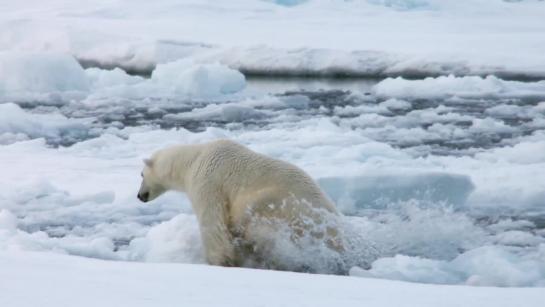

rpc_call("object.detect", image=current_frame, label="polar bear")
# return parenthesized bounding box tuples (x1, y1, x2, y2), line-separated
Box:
(137, 139, 345, 272)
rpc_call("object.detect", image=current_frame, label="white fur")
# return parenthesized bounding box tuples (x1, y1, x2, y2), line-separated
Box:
(138, 139, 344, 270)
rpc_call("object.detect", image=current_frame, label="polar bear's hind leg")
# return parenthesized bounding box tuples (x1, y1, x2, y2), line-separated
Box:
(190, 188, 238, 266)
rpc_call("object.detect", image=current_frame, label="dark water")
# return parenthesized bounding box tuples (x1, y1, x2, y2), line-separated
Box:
(17, 77, 545, 157)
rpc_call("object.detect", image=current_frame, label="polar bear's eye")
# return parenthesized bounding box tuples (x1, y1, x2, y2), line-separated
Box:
(141, 172, 143, 178)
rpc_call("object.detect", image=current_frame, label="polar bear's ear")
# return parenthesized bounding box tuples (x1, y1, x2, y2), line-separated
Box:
(143, 158, 154, 168)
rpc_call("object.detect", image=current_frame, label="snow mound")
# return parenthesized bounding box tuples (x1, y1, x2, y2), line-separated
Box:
(0, 52, 89, 103)
(152, 60, 246, 97)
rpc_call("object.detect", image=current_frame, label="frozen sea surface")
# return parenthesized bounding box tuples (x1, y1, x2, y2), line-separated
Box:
(1, 52, 545, 287)
(2, 0, 545, 78)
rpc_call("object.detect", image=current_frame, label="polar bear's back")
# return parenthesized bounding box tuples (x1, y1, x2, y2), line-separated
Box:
(195, 140, 336, 212)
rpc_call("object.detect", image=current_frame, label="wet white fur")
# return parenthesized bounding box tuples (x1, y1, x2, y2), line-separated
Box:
(139, 139, 343, 267)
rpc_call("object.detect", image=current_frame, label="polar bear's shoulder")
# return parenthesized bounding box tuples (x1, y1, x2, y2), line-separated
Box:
(154, 140, 238, 160)
(207, 139, 246, 150)
(202, 139, 239, 150)
(200, 139, 254, 159)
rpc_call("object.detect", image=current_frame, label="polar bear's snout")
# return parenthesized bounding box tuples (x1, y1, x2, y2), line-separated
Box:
(137, 190, 150, 202)
(137, 175, 151, 202)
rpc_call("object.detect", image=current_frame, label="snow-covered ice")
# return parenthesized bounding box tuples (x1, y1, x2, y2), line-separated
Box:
(2, 251, 544, 307)
(1, 0, 545, 78)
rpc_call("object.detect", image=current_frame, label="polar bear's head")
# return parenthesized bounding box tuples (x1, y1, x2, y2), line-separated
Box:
(137, 144, 200, 202)
(137, 158, 167, 202)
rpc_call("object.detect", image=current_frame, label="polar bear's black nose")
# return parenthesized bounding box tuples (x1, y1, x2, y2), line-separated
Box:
(138, 191, 149, 202)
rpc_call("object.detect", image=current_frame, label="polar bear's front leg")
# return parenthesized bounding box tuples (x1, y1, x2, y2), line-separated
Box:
(190, 190, 237, 267)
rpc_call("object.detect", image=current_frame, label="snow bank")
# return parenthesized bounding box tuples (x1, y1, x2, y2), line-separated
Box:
(374, 75, 545, 99)
(214, 47, 399, 78)
(3, 0, 545, 78)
